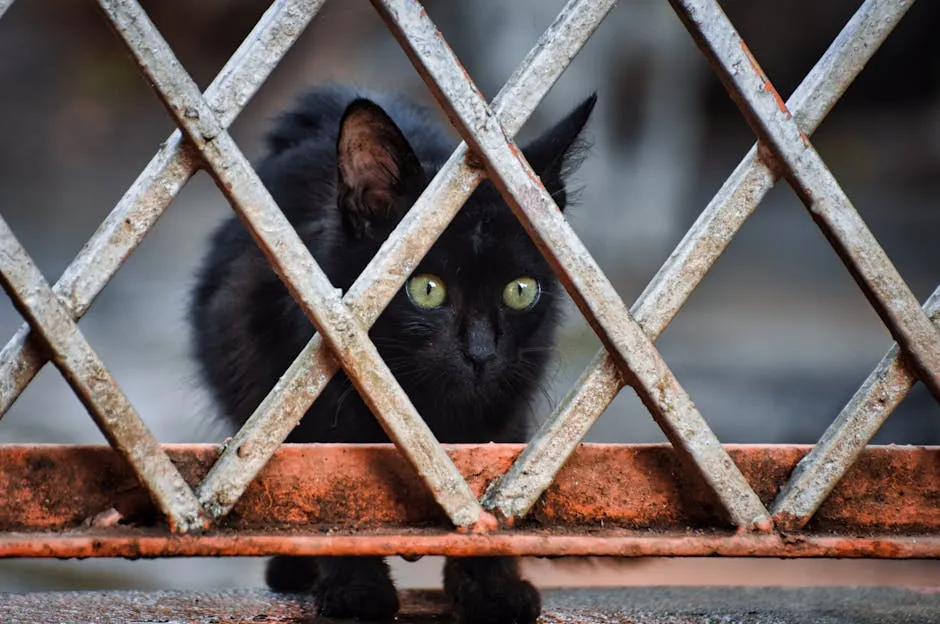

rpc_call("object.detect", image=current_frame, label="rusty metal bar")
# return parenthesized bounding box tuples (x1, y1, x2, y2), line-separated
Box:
(774, 284, 940, 529)
(485, 0, 916, 520)
(197, 0, 616, 520)
(0, 0, 325, 419)
(96, 0, 488, 529)
(2, 444, 937, 534)
(4, 532, 938, 559)
(635, 0, 917, 341)
(0, 218, 206, 533)
(669, 0, 940, 403)
(374, 0, 771, 531)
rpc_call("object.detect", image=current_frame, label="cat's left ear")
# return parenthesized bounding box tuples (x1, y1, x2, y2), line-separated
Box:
(336, 98, 425, 239)
(522, 93, 597, 211)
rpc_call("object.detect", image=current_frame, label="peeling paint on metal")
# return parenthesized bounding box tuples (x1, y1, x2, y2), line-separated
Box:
(669, 0, 940, 403)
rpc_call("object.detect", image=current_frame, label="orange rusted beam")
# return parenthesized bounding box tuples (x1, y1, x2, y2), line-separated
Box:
(1, 443, 937, 559)
(2, 530, 939, 559)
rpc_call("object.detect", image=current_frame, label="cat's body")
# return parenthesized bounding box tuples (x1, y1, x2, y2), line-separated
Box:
(189, 85, 595, 623)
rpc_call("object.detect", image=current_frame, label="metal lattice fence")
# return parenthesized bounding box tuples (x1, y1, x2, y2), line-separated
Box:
(0, 0, 937, 559)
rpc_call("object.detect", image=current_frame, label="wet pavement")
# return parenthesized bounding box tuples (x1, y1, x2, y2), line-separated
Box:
(2, 587, 938, 623)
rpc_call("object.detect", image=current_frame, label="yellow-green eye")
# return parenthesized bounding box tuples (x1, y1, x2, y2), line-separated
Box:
(407, 273, 447, 309)
(503, 277, 540, 310)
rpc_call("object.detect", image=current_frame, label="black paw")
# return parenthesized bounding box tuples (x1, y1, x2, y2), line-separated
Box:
(452, 576, 541, 624)
(266, 555, 319, 593)
(313, 577, 400, 620)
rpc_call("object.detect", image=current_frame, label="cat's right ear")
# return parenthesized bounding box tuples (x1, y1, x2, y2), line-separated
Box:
(522, 93, 596, 211)
(336, 99, 425, 239)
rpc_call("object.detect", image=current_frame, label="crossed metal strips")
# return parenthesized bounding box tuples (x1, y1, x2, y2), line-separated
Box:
(0, 0, 933, 539)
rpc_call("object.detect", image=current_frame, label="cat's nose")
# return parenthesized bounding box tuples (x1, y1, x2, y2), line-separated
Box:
(465, 342, 496, 367)
(464, 318, 497, 371)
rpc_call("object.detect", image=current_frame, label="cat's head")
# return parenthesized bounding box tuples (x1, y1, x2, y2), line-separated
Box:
(334, 95, 596, 434)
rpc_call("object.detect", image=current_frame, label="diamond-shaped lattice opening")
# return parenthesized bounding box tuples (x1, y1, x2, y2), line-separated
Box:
(804, 99, 940, 447)
(0, 366, 101, 444)
(681, 0, 940, 396)
(228, 2, 434, 161)
(654, 183, 895, 444)
(83, 172, 228, 444)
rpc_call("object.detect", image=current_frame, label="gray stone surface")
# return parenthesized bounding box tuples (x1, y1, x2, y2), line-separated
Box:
(2, 587, 939, 623)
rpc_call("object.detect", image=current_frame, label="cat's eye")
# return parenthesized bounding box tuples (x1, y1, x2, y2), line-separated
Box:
(503, 277, 540, 311)
(407, 273, 447, 309)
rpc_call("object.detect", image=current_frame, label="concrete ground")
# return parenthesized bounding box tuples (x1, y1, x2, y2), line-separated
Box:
(2, 587, 939, 624)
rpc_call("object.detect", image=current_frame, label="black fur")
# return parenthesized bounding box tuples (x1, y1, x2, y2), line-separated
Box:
(189, 85, 595, 623)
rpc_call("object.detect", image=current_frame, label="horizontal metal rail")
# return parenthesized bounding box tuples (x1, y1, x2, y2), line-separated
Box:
(5, 533, 937, 559)
(0, 0, 325, 418)
(1, 444, 937, 557)
(484, 0, 916, 521)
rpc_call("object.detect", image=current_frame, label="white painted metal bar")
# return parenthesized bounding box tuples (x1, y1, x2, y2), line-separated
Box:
(375, 0, 771, 530)
(0, 0, 15, 21)
(668, 0, 940, 403)
(0, 0, 326, 418)
(0, 215, 206, 533)
(96, 0, 486, 529)
(774, 284, 940, 529)
(485, 0, 917, 521)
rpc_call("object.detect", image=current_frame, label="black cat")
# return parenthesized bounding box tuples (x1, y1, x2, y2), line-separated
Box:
(189, 85, 595, 623)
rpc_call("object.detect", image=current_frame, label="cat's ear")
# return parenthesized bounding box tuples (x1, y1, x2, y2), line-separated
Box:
(522, 93, 597, 211)
(336, 98, 425, 238)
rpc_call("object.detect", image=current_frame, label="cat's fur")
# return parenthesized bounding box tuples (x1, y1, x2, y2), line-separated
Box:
(189, 85, 595, 623)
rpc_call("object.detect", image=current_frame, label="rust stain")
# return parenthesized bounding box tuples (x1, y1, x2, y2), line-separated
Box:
(2, 530, 938, 559)
(756, 141, 787, 180)
(738, 40, 790, 118)
(464, 148, 486, 171)
(2, 444, 938, 542)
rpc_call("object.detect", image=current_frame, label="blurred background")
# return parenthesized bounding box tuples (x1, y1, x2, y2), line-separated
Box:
(1, 0, 938, 593)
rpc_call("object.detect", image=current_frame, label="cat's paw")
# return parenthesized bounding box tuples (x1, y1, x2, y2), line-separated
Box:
(313, 578, 400, 620)
(265, 555, 318, 593)
(451, 576, 541, 624)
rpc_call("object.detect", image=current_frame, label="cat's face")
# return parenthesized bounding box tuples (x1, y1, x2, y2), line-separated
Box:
(374, 192, 562, 403)
(334, 95, 595, 425)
